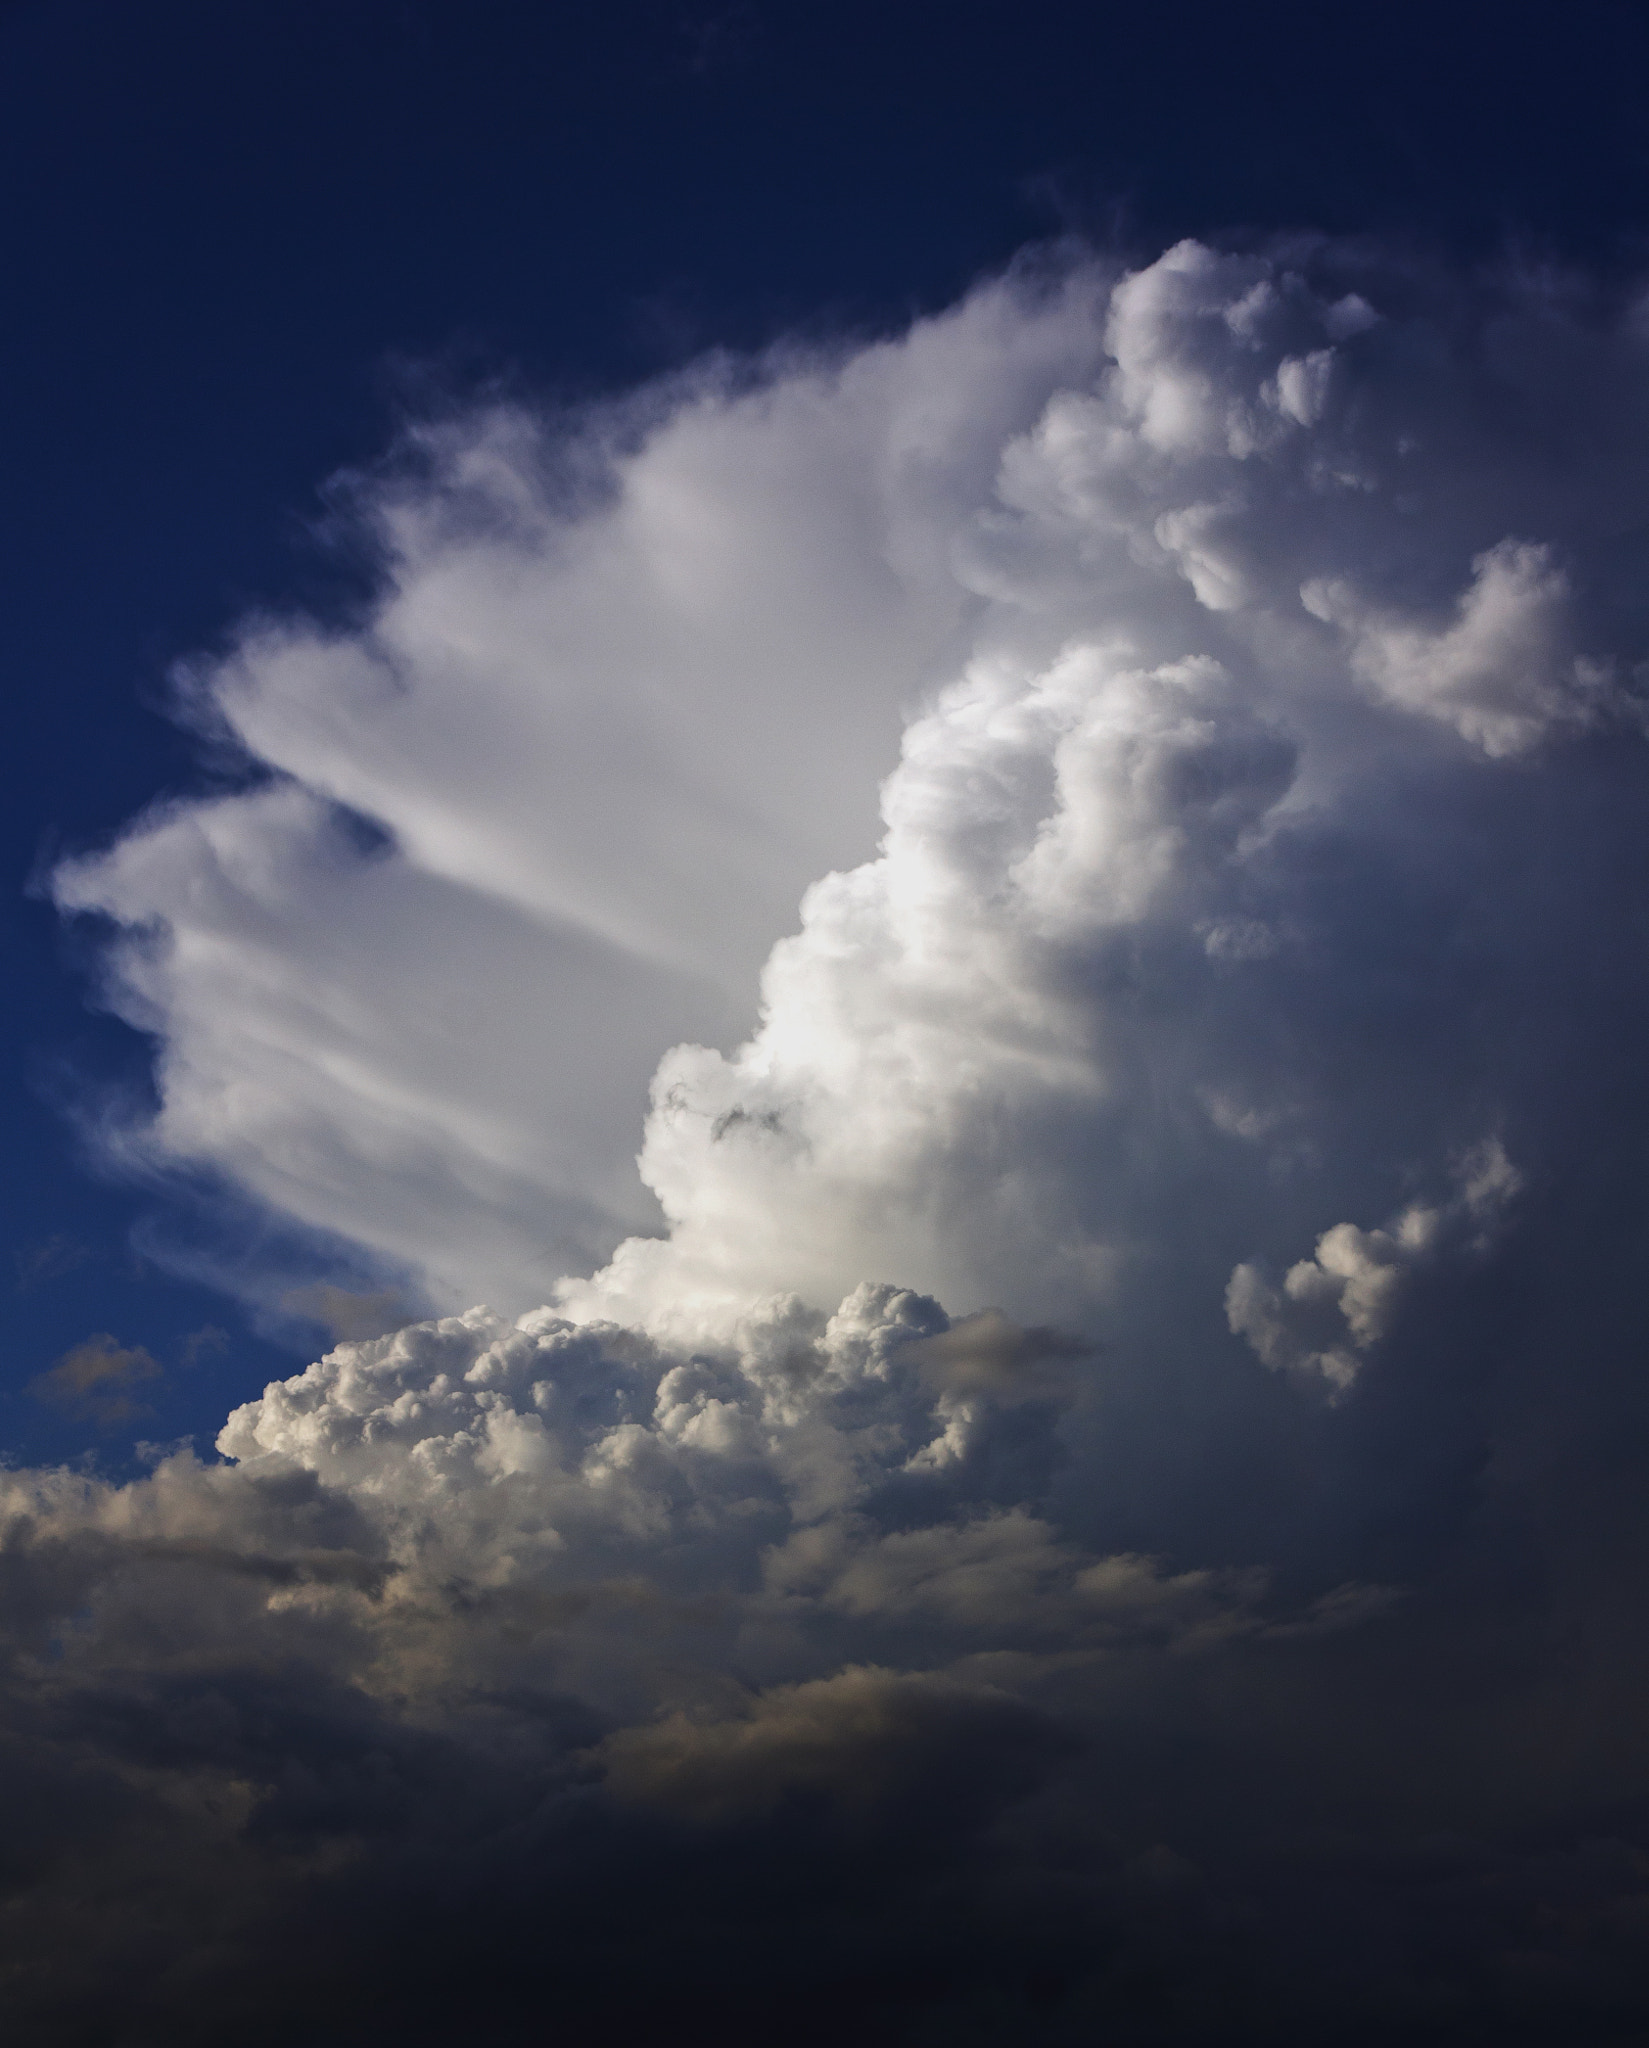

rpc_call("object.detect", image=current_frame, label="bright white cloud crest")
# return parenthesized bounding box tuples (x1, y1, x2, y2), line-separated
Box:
(22, 238, 1649, 2034)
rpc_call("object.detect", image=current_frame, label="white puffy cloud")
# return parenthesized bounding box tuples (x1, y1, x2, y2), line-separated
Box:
(204, 1285, 1280, 1674)
(552, 247, 1647, 1352)
(1303, 537, 1614, 757)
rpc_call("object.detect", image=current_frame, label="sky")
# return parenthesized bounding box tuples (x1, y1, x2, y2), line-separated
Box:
(7, 2, 1649, 2042)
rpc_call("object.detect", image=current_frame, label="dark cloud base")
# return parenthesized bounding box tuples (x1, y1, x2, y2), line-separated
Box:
(5, 1637, 1649, 2047)
(6, 1279, 1649, 2048)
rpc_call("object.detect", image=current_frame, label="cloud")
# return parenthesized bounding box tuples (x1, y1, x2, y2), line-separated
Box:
(18, 235, 1649, 2039)
(543, 244, 1649, 1368)
(1302, 537, 1611, 758)
(0, 1290, 1393, 2041)
(30, 1332, 162, 1425)
(279, 1282, 415, 1342)
(595, 1663, 1070, 1826)
(12, 1232, 90, 1290)
(56, 239, 1649, 1338)
(53, 272, 1110, 1312)
(1226, 1139, 1523, 1397)
(179, 1322, 231, 1369)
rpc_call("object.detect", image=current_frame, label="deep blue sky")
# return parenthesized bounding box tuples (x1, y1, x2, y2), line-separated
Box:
(5, 0, 1647, 1467)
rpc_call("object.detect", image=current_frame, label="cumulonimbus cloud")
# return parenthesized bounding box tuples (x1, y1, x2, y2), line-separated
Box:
(19, 237, 1649, 2041)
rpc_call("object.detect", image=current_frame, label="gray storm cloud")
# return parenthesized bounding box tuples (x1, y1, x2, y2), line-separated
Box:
(19, 239, 1649, 2041)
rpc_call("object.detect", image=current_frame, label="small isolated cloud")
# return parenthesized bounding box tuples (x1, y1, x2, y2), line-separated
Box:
(595, 1664, 1070, 1828)
(1226, 1139, 1522, 1397)
(30, 1332, 161, 1425)
(1301, 538, 1610, 758)
(180, 1323, 231, 1369)
(280, 1282, 415, 1343)
(12, 1233, 89, 1290)
(904, 1307, 1088, 1401)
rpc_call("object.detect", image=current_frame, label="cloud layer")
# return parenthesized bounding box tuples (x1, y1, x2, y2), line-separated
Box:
(21, 237, 1649, 2040)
